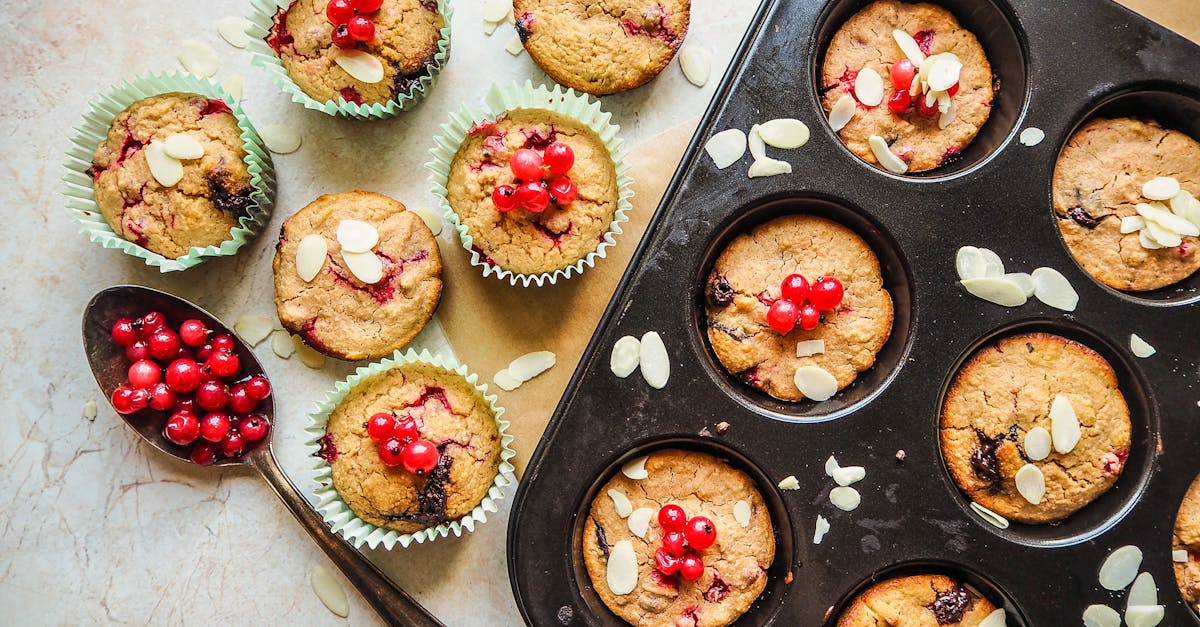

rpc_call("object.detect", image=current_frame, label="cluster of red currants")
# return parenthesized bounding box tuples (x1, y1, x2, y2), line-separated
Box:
(765, 274, 845, 334)
(653, 505, 717, 581)
(326, 0, 384, 49)
(366, 412, 440, 475)
(491, 142, 579, 214)
(109, 313, 271, 465)
(886, 57, 960, 116)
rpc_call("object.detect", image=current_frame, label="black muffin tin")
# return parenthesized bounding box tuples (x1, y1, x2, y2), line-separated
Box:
(507, 0, 1200, 623)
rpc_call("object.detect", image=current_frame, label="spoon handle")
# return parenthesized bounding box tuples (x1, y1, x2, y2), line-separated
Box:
(248, 445, 444, 627)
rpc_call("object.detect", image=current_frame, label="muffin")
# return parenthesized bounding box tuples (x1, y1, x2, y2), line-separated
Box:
(837, 574, 998, 626)
(940, 333, 1132, 524)
(273, 191, 442, 361)
(445, 107, 619, 276)
(703, 215, 894, 402)
(581, 449, 774, 626)
(514, 0, 690, 95)
(820, 0, 994, 173)
(87, 93, 253, 259)
(265, 0, 445, 106)
(1175, 473, 1200, 613)
(319, 360, 502, 534)
(1052, 117, 1200, 291)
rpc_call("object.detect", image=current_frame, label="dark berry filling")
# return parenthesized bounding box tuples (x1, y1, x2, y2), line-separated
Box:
(471, 245, 498, 267)
(1102, 448, 1129, 475)
(756, 290, 774, 307)
(405, 386, 452, 412)
(340, 87, 364, 105)
(706, 272, 735, 307)
(391, 61, 436, 99)
(267, 3, 299, 55)
(619, 4, 680, 46)
(680, 606, 700, 627)
(594, 520, 610, 557)
(703, 573, 731, 603)
(208, 170, 254, 216)
(297, 318, 332, 354)
(648, 569, 678, 589)
(383, 443, 454, 524)
(1066, 207, 1102, 229)
(317, 433, 339, 462)
(521, 126, 560, 150)
(740, 367, 762, 388)
(1180, 241, 1196, 257)
(970, 430, 1004, 489)
(515, 12, 535, 42)
(938, 145, 963, 168)
(200, 99, 232, 117)
(928, 585, 971, 624)
(913, 30, 935, 56)
(709, 321, 749, 341)
(531, 220, 573, 247)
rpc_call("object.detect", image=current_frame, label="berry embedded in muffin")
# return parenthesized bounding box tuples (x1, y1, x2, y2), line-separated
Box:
(837, 574, 1000, 626)
(88, 92, 253, 259)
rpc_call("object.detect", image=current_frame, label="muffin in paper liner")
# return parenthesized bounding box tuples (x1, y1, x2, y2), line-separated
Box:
(63, 71, 276, 272)
(244, 0, 452, 120)
(426, 80, 635, 287)
(305, 348, 516, 549)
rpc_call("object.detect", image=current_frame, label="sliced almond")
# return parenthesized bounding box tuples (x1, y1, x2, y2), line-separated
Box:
(1139, 201, 1199, 236)
(1142, 176, 1180, 201)
(1024, 426, 1052, 461)
(178, 39, 220, 77)
(892, 29, 925, 64)
(311, 565, 350, 618)
(910, 73, 923, 97)
(704, 129, 748, 169)
(1004, 272, 1035, 297)
(342, 251, 384, 285)
(1120, 215, 1146, 234)
(832, 466, 865, 486)
(813, 514, 831, 544)
(778, 475, 800, 490)
(292, 335, 326, 368)
(483, 19, 502, 36)
(1174, 549, 1189, 562)
(83, 399, 98, 421)
(1124, 605, 1165, 627)
(607, 489, 633, 518)
(828, 95, 856, 132)
(333, 49, 385, 83)
(978, 609, 1007, 627)
(1139, 228, 1166, 250)
(610, 335, 641, 378)
(638, 332, 670, 389)
(271, 330, 296, 358)
(978, 248, 1005, 277)
(955, 246, 988, 280)
(163, 133, 205, 160)
(678, 46, 713, 87)
(868, 135, 908, 174)
(260, 124, 302, 154)
(1127, 572, 1157, 609)
(960, 277, 1028, 307)
(796, 339, 825, 357)
(606, 541, 638, 595)
(733, 501, 752, 527)
(505, 35, 524, 55)
(1130, 334, 1156, 358)
(621, 456, 649, 480)
(1099, 545, 1142, 591)
(493, 369, 522, 392)
(748, 157, 792, 178)
(482, 0, 510, 22)
(1049, 394, 1081, 454)
(938, 100, 957, 130)
(220, 74, 244, 103)
(793, 365, 837, 401)
(408, 206, 443, 236)
(759, 118, 810, 149)
(1082, 605, 1121, 627)
(296, 234, 328, 282)
(825, 455, 840, 477)
(970, 501, 1010, 529)
(336, 220, 379, 253)
(1014, 463, 1045, 505)
(509, 351, 556, 382)
(853, 67, 884, 107)
(1019, 127, 1045, 146)
(1169, 189, 1198, 218)
(829, 486, 861, 511)
(145, 141, 184, 187)
(217, 16, 253, 49)
(234, 316, 274, 347)
(926, 54, 962, 91)
(1031, 267, 1078, 311)
(748, 124, 766, 161)
(627, 508, 654, 538)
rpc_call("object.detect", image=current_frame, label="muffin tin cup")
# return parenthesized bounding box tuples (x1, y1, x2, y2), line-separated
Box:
(62, 71, 276, 273)
(244, 0, 452, 120)
(426, 81, 636, 288)
(304, 348, 516, 550)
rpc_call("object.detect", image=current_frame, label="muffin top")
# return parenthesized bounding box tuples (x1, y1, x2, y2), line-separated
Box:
(266, 0, 444, 105)
(837, 574, 998, 626)
(446, 107, 619, 276)
(273, 191, 442, 361)
(1175, 474, 1200, 613)
(322, 361, 501, 534)
(89, 92, 253, 259)
(514, 0, 690, 95)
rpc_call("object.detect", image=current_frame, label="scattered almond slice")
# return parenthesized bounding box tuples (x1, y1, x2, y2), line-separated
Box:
(1031, 267, 1078, 311)
(1014, 463, 1045, 505)
(1142, 176, 1180, 201)
(296, 234, 328, 282)
(292, 335, 326, 368)
(796, 339, 825, 357)
(505, 35, 524, 55)
(333, 49, 384, 83)
(868, 135, 908, 174)
(260, 125, 302, 154)
(832, 466, 865, 486)
(493, 369, 521, 392)
(1004, 272, 1035, 297)
(1124, 605, 1164, 627)
(758, 118, 810, 149)
(892, 29, 925, 64)
(178, 39, 220, 77)
(978, 609, 1006, 627)
(1023, 426, 1052, 461)
(828, 95, 856, 132)
(926, 54, 962, 91)
(1019, 127, 1045, 146)
(627, 508, 654, 538)
(271, 330, 296, 358)
(163, 133, 205, 160)
(778, 475, 800, 490)
(482, 0, 510, 22)
(83, 400, 98, 421)
(234, 316, 274, 347)
(145, 142, 184, 187)
(748, 158, 792, 178)
(1139, 201, 1200, 236)
(409, 206, 443, 236)
(704, 129, 748, 169)
(969, 501, 1010, 529)
(938, 100, 957, 130)
(824, 455, 840, 477)
(955, 246, 988, 280)
(853, 67, 884, 107)
(1120, 215, 1146, 234)
(733, 501, 752, 527)
(747, 124, 766, 161)
(1099, 545, 1143, 591)
(639, 331, 670, 389)
(218, 16, 253, 48)
(1049, 394, 1081, 454)
(336, 220, 379, 253)
(1174, 549, 1189, 562)
(1127, 572, 1157, 609)
(220, 74, 244, 103)
(813, 514, 831, 544)
(793, 365, 837, 401)
(311, 565, 350, 618)
(610, 335, 641, 378)
(978, 248, 1005, 277)
(607, 489, 633, 517)
(1130, 334, 1156, 358)
(960, 277, 1028, 307)
(1083, 605, 1121, 627)
(829, 486, 861, 511)
(606, 541, 638, 595)
(342, 251, 384, 284)
(483, 19, 503, 36)
(508, 351, 556, 382)
(621, 456, 649, 480)
(678, 46, 712, 87)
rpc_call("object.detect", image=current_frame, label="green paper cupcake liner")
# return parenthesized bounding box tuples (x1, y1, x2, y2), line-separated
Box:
(245, 0, 452, 120)
(305, 349, 517, 550)
(426, 81, 636, 287)
(63, 71, 276, 273)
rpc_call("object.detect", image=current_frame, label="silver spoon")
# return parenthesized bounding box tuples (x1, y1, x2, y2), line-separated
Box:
(82, 285, 442, 627)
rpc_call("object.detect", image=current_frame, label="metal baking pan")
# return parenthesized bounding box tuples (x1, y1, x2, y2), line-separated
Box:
(508, 0, 1200, 623)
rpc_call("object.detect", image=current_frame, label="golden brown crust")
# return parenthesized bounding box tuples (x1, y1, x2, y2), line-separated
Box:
(1175, 474, 1200, 612)
(836, 574, 997, 626)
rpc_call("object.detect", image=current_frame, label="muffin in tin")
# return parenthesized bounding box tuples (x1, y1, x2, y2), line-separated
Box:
(1175, 473, 1200, 613)
(837, 574, 999, 626)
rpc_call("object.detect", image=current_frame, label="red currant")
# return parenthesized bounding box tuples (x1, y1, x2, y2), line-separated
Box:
(766, 299, 800, 334)
(164, 411, 201, 445)
(148, 328, 181, 361)
(367, 412, 396, 442)
(227, 383, 258, 415)
(179, 319, 209, 347)
(125, 340, 151, 362)
(658, 504, 687, 532)
(654, 547, 680, 575)
(148, 382, 178, 411)
(516, 181, 551, 213)
(662, 530, 687, 557)
(890, 59, 916, 90)
(196, 380, 229, 412)
(809, 277, 845, 310)
(543, 142, 575, 176)
(166, 359, 203, 393)
(492, 185, 519, 212)
(139, 311, 167, 337)
(798, 304, 821, 331)
(401, 439, 439, 475)
(190, 442, 219, 466)
(111, 385, 146, 414)
(684, 516, 717, 550)
(206, 349, 240, 380)
(175, 395, 197, 416)
(780, 274, 810, 304)
(331, 24, 356, 49)
(509, 148, 545, 181)
(199, 412, 231, 443)
(915, 94, 939, 118)
(393, 415, 420, 443)
(548, 177, 578, 205)
(947, 81, 960, 97)
(210, 333, 235, 353)
(111, 317, 139, 347)
(326, 0, 355, 24)
(244, 375, 272, 401)
(239, 413, 270, 443)
(347, 15, 375, 41)
(378, 438, 405, 467)
(887, 90, 912, 113)
(195, 343, 215, 362)
(678, 554, 705, 581)
(220, 431, 246, 458)
(128, 359, 161, 389)
(352, 0, 384, 12)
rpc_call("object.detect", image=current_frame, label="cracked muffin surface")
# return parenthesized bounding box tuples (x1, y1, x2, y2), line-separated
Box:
(322, 361, 501, 534)
(940, 333, 1132, 524)
(837, 574, 998, 626)
(514, 0, 690, 95)
(1175, 473, 1200, 613)
(273, 191, 442, 361)
(1052, 117, 1200, 291)
(820, 0, 993, 173)
(581, 449, 774, 627)
(89, 93, 252, 259)
(703, 215, 894, 402)
(266, 0, 444, 105)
